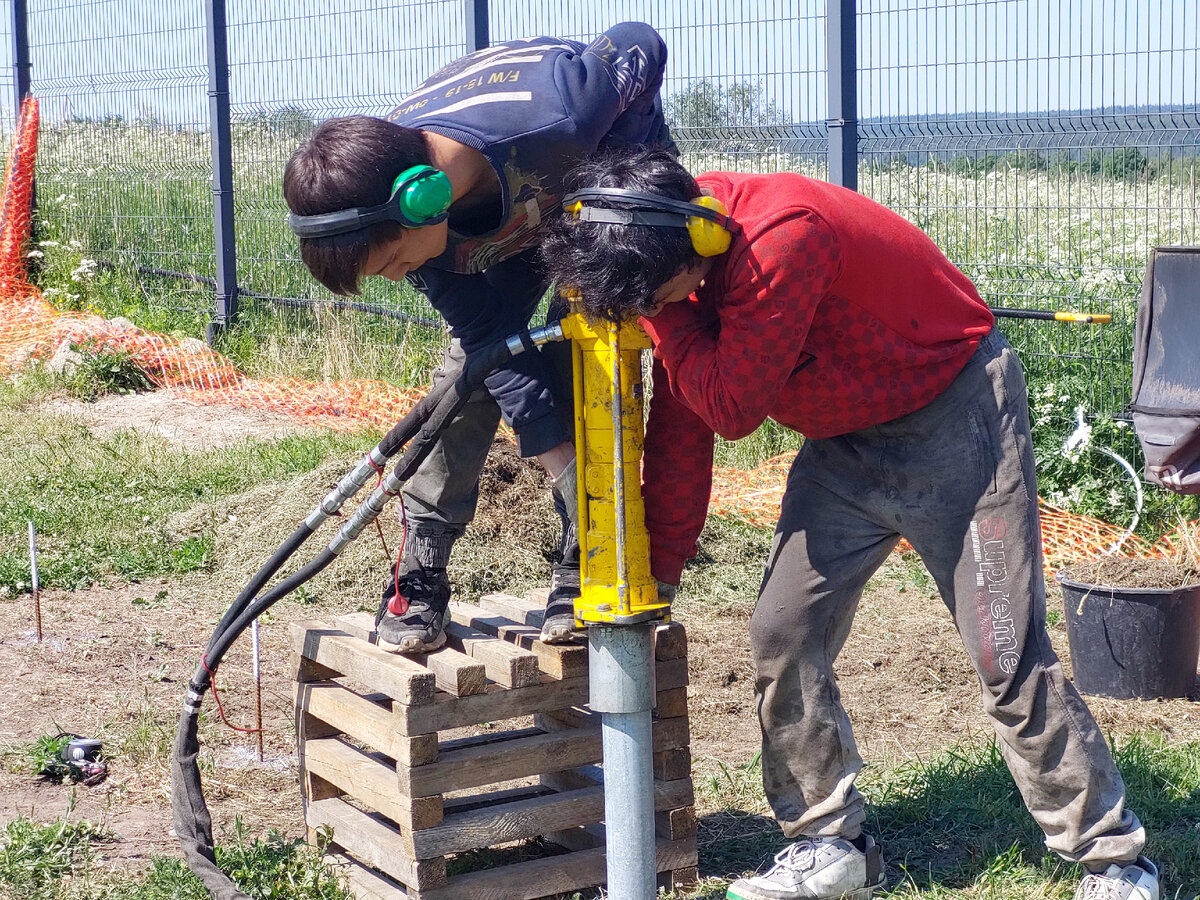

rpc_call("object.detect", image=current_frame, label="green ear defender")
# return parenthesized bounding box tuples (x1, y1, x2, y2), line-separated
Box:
(561, 188, 735, 257)
(391, 164, 453, 225)
(287, 163, 453, 239)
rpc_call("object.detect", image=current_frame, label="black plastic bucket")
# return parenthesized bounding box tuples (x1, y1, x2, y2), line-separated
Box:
(1057, 574, 1200, 700)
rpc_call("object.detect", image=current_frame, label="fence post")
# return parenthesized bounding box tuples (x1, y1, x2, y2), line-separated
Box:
(465, 0, 489, 53)
(10, 0, 32, 214)
(11, 0, 30, 123)
(826, 0, 858, 191)
(204, 0, 238, 342)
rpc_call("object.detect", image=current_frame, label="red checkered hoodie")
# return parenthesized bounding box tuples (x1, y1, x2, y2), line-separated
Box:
(640, 171, 994, 584)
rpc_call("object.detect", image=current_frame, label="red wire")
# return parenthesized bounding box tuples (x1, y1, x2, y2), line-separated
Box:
(201, 656, 264, 734)
(391, 502, 409, 615)
(368, 455, 409, 616)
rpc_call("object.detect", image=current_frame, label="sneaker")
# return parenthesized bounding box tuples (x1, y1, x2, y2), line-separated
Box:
(1074, 857, 1159, 900)
(541, 520, 583, 644)
(727, 835, 884, 900)
(375, 565, 451, 654)
(540, 563, 583, 643)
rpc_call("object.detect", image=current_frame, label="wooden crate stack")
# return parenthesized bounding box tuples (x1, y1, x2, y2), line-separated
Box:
(292, 589, 696, 900)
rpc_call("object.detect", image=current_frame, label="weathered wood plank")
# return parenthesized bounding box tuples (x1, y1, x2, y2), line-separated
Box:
(290, 620, 436, 707)
(534, 709, 691, 754)
(323, 852, 408, 900)
(308, 797, 446, 890)
(303, 737, 443, 831)
(405, 719, 693, 798)
(442, 619, 541, 688)
(654, 686, 689, 720)
(654, 746, 693, 782)
(335, 612, 488, 697)
(398, 677, 591, 736)
(654, 621, 688, 660)
(405, 726, 604, 798)
(656, 805, 697, 840)
(450, 601, 587, 679)
(479, 592, 545, 626)
(417, 837, 697, 900)
(296, 681, 437, 766)
(409, 780, 694, 859)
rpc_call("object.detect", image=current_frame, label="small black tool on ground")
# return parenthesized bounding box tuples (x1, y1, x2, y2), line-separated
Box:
(41, 733, 108, 786)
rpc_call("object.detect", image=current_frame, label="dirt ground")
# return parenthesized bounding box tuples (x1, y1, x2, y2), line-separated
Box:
(2, 391, 1199, 880)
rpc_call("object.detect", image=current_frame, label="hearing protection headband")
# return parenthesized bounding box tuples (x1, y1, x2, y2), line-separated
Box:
(287, 164, 453, 239)
(561, 188, 734, 256)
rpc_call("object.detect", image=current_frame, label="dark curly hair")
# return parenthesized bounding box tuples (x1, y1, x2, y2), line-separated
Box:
(541, 147, 701, 322)
(283, 116, 432, 295)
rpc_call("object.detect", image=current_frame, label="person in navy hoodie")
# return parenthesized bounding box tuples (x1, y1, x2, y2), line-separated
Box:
(283, 24, 676, 653)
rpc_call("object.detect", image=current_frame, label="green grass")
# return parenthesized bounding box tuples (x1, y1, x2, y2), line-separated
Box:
(0, 816, 112, 899)
(0, 379, 375, 595)
(0, 815, 349, 900)
(697, 733, 1200, 899)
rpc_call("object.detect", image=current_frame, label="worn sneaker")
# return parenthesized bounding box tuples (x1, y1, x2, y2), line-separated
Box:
(541, 520, 583, 644)
(1074, 857, 1159, 900)
(727, 835, 884, 900)
(540, 563, 582, 643)
(375, 565, 451, 654)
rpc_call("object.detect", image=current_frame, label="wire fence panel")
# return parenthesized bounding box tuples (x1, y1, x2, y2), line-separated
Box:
(0, 7, 14, 145)
(202, 1, 470, 384)
(8, 1, 1200, 410)
(493, 1, 829, 176)
(28, 0, 213, 320)
(858, 0, 1200, 415)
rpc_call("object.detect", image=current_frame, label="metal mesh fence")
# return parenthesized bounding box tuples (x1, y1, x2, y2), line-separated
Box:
(29, 0, 212, 308)
(10, 1, 1200, 411)
(226, 0, 466, 336)
(858, 0, 1200, 413)
(0, 9, 13, 144)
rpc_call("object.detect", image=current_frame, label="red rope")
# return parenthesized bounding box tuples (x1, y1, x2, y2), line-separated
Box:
(201, 656, 264, 734)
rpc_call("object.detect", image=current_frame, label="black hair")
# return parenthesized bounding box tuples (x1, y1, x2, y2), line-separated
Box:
(282, 116, 432, 295)
(541, 146, 702, 322)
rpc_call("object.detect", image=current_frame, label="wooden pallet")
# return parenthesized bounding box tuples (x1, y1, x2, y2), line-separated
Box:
(292, 591, 697, 900)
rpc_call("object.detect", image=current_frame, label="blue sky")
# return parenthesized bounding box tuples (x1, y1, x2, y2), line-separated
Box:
(4, 0, 1197, 127)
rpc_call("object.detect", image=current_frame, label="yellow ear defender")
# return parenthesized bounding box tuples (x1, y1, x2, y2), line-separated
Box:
(561, 188, 734, 257)
(686, 195, 732, 256)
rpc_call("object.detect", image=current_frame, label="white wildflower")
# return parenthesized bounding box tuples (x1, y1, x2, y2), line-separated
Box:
(25, 249, 43, 259)
(71, 258, 98, 281)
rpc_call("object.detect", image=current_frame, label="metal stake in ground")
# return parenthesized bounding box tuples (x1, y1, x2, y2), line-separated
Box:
(562, 313, 673, 898)
(28, 520, 41, 643)
(252, 619, 263, 762)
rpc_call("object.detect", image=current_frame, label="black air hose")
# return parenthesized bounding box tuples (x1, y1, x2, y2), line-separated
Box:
(171, 325, 561, 900)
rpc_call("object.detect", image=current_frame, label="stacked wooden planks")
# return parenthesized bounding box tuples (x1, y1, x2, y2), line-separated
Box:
(291, 591, 696, 900)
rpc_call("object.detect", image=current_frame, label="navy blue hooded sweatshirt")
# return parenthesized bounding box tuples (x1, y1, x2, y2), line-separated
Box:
(387, 23, 675, 456)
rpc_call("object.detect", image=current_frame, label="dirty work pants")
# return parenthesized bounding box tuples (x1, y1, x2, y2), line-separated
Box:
(750, 328, 1145, 868)
(401, 297, 574, 569)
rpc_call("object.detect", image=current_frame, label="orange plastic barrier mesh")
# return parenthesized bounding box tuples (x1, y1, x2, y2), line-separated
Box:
(0, 99, 425, 432)
(2, 97, 1197, 570)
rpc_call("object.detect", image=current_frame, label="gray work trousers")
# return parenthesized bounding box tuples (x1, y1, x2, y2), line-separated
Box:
(751, 328, 1145, 868)
(402, 334, 576, 569)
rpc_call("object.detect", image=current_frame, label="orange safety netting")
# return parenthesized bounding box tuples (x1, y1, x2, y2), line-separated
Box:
(709, 452, 1200, 571)
(2, 98, 1197, 571)
(0, 99, 425, 432)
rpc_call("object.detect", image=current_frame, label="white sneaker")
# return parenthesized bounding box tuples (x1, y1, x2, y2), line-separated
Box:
(1074, 857, 1159, 900)
(727, 835, 885, 900)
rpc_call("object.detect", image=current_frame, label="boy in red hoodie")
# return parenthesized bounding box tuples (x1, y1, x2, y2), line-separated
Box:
(540, 147, 1156, 900)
